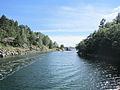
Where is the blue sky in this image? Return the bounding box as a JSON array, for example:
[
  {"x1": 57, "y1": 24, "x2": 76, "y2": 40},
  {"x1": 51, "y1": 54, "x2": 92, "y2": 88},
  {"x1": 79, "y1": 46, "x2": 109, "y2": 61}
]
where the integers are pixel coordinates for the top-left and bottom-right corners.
[{"x1": 0, "y1": 0, "x2": 120, "y2": 46}]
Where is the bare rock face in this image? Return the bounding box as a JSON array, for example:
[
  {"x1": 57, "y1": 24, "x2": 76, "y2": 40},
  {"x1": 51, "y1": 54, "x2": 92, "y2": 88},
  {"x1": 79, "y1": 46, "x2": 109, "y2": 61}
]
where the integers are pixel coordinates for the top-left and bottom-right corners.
[
  {"x1": 2, "y1": 37, "x2": 15, "y2": 43},
  {"x1": 0, "y1": 53, "x2": 6, "y2": 58},
  {"x1": 22, "y1": 44, "x2": 29, "y2": 49},
  {"x1": 0, "y1": 48, "x2": 20, "y2": 58},
  {"x1": 0, "y1": 49, "x2": 6, "y2": 58}
]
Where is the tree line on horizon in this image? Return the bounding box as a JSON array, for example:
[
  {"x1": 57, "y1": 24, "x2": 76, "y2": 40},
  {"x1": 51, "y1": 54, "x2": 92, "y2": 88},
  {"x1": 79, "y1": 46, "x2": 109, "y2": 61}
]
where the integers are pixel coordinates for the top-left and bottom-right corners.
[
  {"x1": 0, "y1": 15, "x2": 59, "y2": 50},
  {"x1": 76, "y1": 13, "x2": 120, "y2": 57}
]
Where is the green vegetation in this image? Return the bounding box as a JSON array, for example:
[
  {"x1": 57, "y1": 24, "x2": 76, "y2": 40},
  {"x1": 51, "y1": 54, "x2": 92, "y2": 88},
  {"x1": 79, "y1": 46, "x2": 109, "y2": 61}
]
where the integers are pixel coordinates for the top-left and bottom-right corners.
[
  {"x1": 76, "y1": 13, "x2": 120, "y2": 57},
  {"x1": 0, "y1": 15, "x2": 58, "y2": 51},
  {"x1": 60, "y1": 44, "x2": 64, "y2": 49}
]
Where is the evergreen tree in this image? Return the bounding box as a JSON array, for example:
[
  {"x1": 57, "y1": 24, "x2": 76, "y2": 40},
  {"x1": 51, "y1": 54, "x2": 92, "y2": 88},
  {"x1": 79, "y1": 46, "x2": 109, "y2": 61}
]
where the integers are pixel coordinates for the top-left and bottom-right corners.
[
  {"x1": 76, "y1": 13, "x2": 120, "y2": 57},
  {"x1": 42, "y1": 36, "x2": 50, "y2": 46},
  {"x1": 99, "y1": 18, "x2": 106, "y2": 28},
  {"x1": 116, "y1": 13, "x2": 120, "y2": 23},
  {"x1": 49, "y1": 40, "x2": 53, "y2": 49},
  {"x1": 0, "y1": 15, "x2": 58, "y2": 50}
]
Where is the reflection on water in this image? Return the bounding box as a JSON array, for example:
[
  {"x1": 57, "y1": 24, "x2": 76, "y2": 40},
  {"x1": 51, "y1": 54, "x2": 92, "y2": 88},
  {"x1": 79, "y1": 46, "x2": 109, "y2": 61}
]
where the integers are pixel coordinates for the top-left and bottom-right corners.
[
  {"x1": 0, "y1": 51, "x2": 120, "y2": 90},
  {"x1": 0, "y1": 53, "x2": 45, "y2": 80}
]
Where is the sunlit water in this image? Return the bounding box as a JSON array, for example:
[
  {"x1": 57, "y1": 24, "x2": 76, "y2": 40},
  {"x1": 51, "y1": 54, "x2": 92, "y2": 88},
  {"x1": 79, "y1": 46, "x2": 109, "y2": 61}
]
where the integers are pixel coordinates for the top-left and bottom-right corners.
[{"x1": 0, "y1": 50, "x2": 120, "y2": 90}]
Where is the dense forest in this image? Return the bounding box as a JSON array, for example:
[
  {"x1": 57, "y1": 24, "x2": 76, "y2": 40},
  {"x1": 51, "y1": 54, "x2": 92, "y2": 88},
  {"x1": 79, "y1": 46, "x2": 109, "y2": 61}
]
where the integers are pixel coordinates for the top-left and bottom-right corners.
[
  {"x1": 76, "y1": 13, "x2": 120, "y2": 57},
  {"x1": 0, "y1": 15, "x2": 58, "y2": 51}
]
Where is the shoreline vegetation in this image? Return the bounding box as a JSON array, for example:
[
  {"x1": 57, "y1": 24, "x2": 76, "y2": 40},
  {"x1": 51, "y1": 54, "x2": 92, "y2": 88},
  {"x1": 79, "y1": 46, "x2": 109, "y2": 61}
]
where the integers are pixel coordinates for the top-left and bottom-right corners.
[
  {"x1": 76, "y1": 13, "x2": 120, "y2": 62},
  {"x1": 0, "y1": 15, "x2": 65, "y2": 58},
  {"x1": 0, "y1": 47, "x2": 57, "y2": 58},
  {"x1": 0, "y1": 44, "x2": 72, "y2": 58}
]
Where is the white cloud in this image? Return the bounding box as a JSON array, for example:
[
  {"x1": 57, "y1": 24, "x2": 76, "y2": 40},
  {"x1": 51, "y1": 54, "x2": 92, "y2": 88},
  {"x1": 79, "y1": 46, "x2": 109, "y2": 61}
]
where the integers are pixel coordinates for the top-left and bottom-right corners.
[
  {"x1": 38, "y1": 28, "x2": 94, "y2": 33},
  {"x1": 61, "y1": 6, "x2": 76, "y2": 11},
  {"x1": 103, "y1": 12, "x2": 118, "y2": 21},
  {"x1": 113, "y1": 6, "x2": 120, "y2": 12},
  {"x1": 50, "y1": 36, "x2": 86, "y2": 47},
  {"x1": 37, "y1": 6, "x2": 120, "y2": 47},
  {"x1": 103, "y1": 6, "x2": 120, "y2": 21},
  {"x1": 39, "y1": 6, "x2": 120, "y2": 47},
  {"x1": 44, "y1": 5, "x2": 107, "y2": 31},
  {"x1": 40, "y1": 23, "x2": 83, "y2": 28}
]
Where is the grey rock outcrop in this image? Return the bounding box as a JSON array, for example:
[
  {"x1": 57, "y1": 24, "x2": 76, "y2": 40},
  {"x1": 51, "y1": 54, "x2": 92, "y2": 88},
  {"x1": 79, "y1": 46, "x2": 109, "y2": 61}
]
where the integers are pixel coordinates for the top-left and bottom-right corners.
[{"x1": 0, "y1": 48, "x2": 20, "y2": 58}]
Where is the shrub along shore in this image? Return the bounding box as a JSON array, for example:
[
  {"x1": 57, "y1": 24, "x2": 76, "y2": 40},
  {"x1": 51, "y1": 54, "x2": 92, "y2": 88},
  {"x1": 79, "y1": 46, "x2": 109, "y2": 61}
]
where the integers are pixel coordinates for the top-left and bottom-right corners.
[
  {"x1": 0, "y1": 15, "x2": 60, "y2": 58},
  {"x1": 76, "y1": 13, "x2": 120, "y2": 61}
]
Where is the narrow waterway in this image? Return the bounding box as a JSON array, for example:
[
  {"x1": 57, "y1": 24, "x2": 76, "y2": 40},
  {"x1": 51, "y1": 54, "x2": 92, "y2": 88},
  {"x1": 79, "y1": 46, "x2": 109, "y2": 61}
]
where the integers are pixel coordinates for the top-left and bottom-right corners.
[{"x1": 0, "y1": 50, "x2": 120, "y2": 90}]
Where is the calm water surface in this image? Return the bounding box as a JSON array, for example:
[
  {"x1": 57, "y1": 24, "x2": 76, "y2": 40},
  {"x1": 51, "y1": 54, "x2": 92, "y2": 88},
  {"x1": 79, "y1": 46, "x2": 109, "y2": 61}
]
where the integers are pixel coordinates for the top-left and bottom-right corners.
[{"x1": 0, "y1": 50, "x2": 120, "y2": 90}]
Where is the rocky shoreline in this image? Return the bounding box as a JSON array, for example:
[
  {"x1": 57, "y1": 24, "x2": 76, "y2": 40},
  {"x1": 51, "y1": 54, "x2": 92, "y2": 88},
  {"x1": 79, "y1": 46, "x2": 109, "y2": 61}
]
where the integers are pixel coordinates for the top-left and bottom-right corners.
[
  {"x1": 0, "y1": 46, "x2": 74, "y2": 58},
  {"x1": 0, "y1": 48, "x2": 21, "y2": 58},
  {"x1": 0, "y1": 48, "x2": 56, "y2": 58}
]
